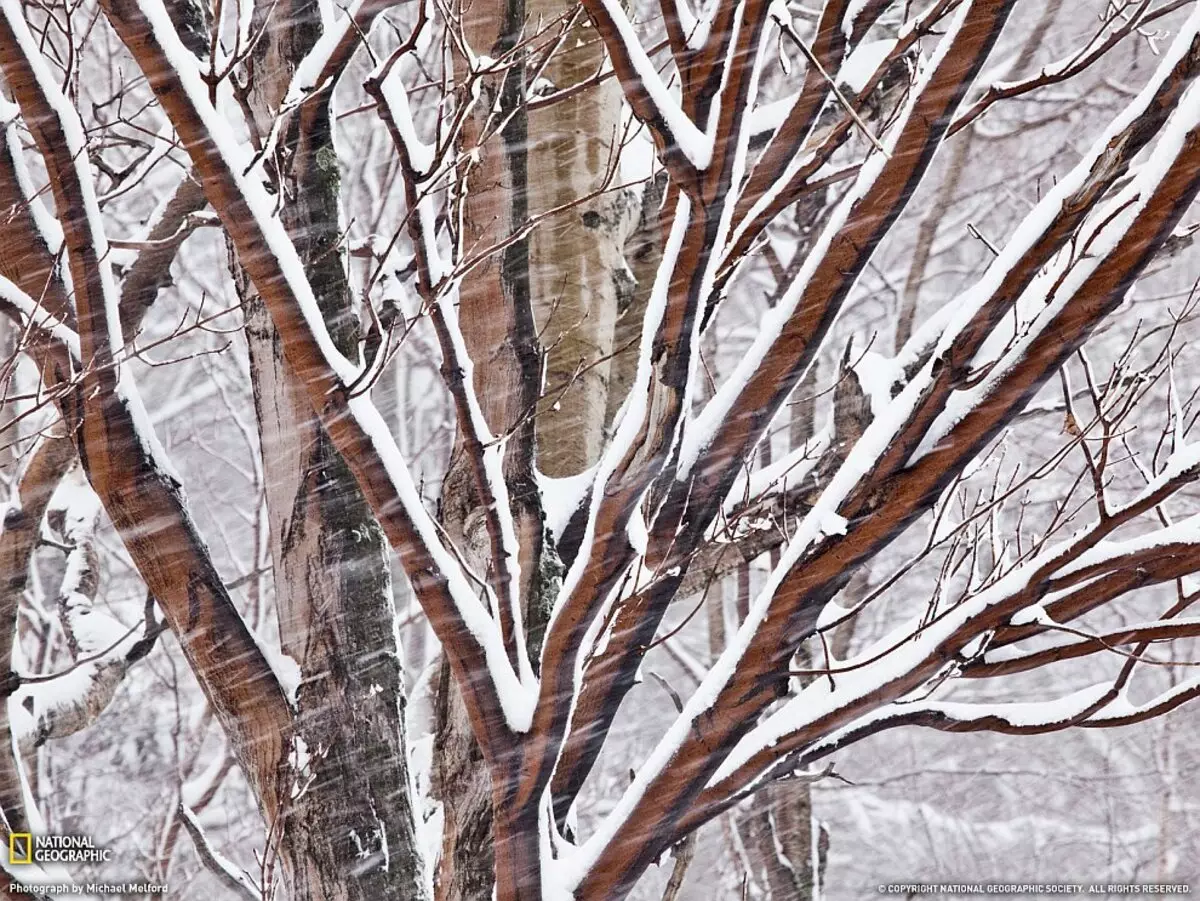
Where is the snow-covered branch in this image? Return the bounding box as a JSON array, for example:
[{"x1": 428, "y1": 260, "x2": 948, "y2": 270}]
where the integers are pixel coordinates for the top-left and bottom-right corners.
[
  {"x1": 0, "y1": 1, "x2": 295, "y2": 813},
  {"x1": 95, "y1": 0, "x2": 536, "y2": 740}
]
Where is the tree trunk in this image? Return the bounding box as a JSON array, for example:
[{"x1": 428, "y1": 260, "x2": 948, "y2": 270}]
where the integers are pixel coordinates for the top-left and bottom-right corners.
[
  {"x1": 434, "y1": 2, "x2": 624, "y2": 898},
  {"x1": 527, "y1": 0, "x2": 626, "y2": 477},
  {"x1": 738, "y1": 781, "x2": 825, "y2": 900},
  {"x1": 434, "y1": 0, "x2": 538, "y2": 894},
  {"x1": 237, "y1": 2, "x2": 428, "y2": 897}
]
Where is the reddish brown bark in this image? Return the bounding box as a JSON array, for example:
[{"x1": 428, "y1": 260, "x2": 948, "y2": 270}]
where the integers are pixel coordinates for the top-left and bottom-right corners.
[{"x1": 0, "y1": 10, "x2": 294, "y2": 818}]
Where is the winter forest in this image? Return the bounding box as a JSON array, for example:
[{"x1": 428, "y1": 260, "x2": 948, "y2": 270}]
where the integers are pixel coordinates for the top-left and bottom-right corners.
[{"x1": 0, "y1": 0, "x2": 1198, "y2": 898}]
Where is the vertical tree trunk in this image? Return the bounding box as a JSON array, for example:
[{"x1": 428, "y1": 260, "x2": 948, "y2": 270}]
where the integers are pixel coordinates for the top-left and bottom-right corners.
[
  {"x1": 527, "y1": 0, "x2": 626, "y2": 477},
  {"x1": 435, "y1": 1, "x2": 538, "y2": 897},
  {"x1": 435, "y1": 2, "x2": 624, "y2": 899},
  {"x1": 237, "y1": 3, "x2": 428, "y2": 897}
]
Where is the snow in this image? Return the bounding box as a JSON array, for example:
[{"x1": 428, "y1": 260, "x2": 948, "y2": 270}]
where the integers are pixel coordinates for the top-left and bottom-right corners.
[
  {"x1": 839, "y1": 39, "x2": 897, "y2": 94},
  {"x1": 619, "y1": 116, "x2": 659, "y2": 184},
  {"x1": 983, "y1": 616, "x2": 1200, "y2": 668},
  {"x1": 348, "y1": 395, "x2": 536, "y2": 728},
  {"x1": 1088, "y1": 673, "x2": 1200, "y2": 723},
  {"x1": 368, "y1": 49, "x2": 530, "y2": 675},
  {"x1": 851, "y1": 350, "x2": 901, "y2": 417},
  {"x1": 1054, "y1": 513, "x2": 1200, "y2": 582},
  {"x1": 7, "y1": 0, "x2": 1195, "y2": 888},
  {"x1": 1007, "y1": 604, "x2": 1054, "y2": 628},
  {"x1": 4, "y1": 0, "x2": 195, "y2": 492},
  {"x1": 550, "y1": 193, "x2": 691, "y2": 639},
  {"x1": 124, "y1": 0, "x2": 540, "y2": 727},
  {"x1": 722, "y1": 428, "x2": 829, "y2": 516},
  {"x1": 9, "y1": 630, "x2": 138, "y2": 753},
  {"x1": 409, "y1": 731, "x2": 443, "y2": 898},
  {"x1": 818, "y1": 511, "x2": 849, "y2": 537},
  {"x1": 370, "y1": 60, "x2": 435, "y2": 176},
  {"x1": 1, "y1": 103, "x2": 65, "y2": 254},
  {"x1": 415, "y1": 278, "x2": 531, "y2": 679},
  {"x1": 538, "y1": 199, "x2": 700, "y2": 860},
  {"x1": 2, "y1": 0, "x2": 123, "y2": 350},
  {"x1": 254, "y1": 631, "x2": 303, "y2": 706},
  {"x1": 626, "y1": 504, "x2": 648, "y2": 555},
  {"x1": 590, "y1": 0, "x2": 713, "y2": 169},
  {"x1": 701, "y1": 0, "x2": 1200, "y2": 561},
  {"x1": 538, "y1": 465, "x2": 598, "y2": 540},
  {"x1": 708, "y1": 495, "x2": 1199, "y2": 788},
  {"x1": 913, "y1": 5, "x2": 1200, "y2": 456},
  {"x1": 179, "y1": 805, "x2": 260, "y2": 897},
  {"x1": 0, "y1": 274, "x2": 81, "y2": 359},
  {"x1": 749, "y1": 94, "x2": 798, "y2": 137},
  {"x1": 958, "y1": 630, "x2": 992, "y2": 659},
  {"x1": 842, "y1": 0, "x2": 874, "y2": 38},
  {"x1": 251, "y1": 0, "x2": 368, "y2": 167},
  {"x1": 916, "y1": 683, "x2": 1116, "y2": 729},
  {"x1": 682, "y1": 0, "x2": 977, "y2": 480},
  {"x1": 131, "y1": 0, "x2": 360, "y2": 382},
  {"x1": 670, "y1": 0, "x2": 708, "y2": 52}
]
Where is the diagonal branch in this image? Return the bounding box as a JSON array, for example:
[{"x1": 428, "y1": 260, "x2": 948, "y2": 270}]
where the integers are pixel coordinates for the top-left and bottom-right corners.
[
  {"x1": 116, "y1": 170, "x2": 208, "y2": 338},
  {"x1": 94, "y1": 0, "x2": 533, "y2": 746},
  {"x1": 578, "y1": 0, "x2": 708, "y2": 185},
  {"x1": 366, "y1": 49, "x2": 529, "y2": 670},
  {"x1": 573, "y1": 27, "x2": 1200, "y2": 894},
  {"x1": 0, "y1": 2, "x2": 295, "y2": 812},
  {"x1": 549, "y1": 0, "x2": 1017, "y2": 832}
]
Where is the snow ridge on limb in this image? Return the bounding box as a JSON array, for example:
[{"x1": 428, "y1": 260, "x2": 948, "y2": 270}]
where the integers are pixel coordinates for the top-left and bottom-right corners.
[
  {"x1": 542, "y1": 1, "x2": 782, "y2": 826},
  {"x1": 726, "y1": 0, "x2": 960, "y2": 266},
  {"x1": 711, "y1": 509, "x2": 1200, "y2": 795},
  {"x1": 250, "y1": 0, "x2": 396, "y2": 184},
  {"x1": 544, "y1": 5, "x2": 1017, "y2": 881},
  {"x1": 178, "y1": 805, "x2": 260, "y2": 901},
  {"x1": 732, "y1": 0, "x2": 861, "y2": 228},
  {"x1": 7, "y1": 474, "x2": 145, "y2": 754},
  {"x1": 847, "y1": 3, "x2": 1200, "y2": 504},
  {"x1": 666, "y1": 80, "x2": 1200, "y2": 843},
  {"x1": 673, "y1": 0, "x2": 1200, "y2": 712},
  {"x1": 579, "y1": 0, "x2": 713, "y2": 181},
  {"x1": 969, "y1": 616, "x2": 1200, "y2": 680},
  {"x1": 679, "y1": 0, "x2": 1013, "y2": 484},
  {"x1": 367, "y1": 50, "x2": 532, "y2": 680},
  {"x1": 561, "y1": 3, "x2": 1200, "y2": 893},
  {"x1": 0, "y1": 101, "x2": 65, "y2": 264},
  {"x1": 0, "y1": 275, "x2": 81, "y2": 361},
  {"x1": 0, "y1": 0, "x2": 296, "y2": 813},
  {"x1": 683, "y1": 511, "x2": 1200, "y2": 835},
  {"x1": 94, "y1": 0, "x2": 535, "y2": 739}
]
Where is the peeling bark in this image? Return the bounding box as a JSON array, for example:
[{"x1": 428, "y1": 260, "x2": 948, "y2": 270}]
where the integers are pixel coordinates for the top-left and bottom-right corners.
[{"x1": 235, "y1": 0, "x2": 429, "y2": 897}]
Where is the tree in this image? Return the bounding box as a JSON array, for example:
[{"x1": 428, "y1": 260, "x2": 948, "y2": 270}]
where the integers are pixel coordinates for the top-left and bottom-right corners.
[{"x1": 0, "y1": 0, "x2": 1199, "y2": 899}]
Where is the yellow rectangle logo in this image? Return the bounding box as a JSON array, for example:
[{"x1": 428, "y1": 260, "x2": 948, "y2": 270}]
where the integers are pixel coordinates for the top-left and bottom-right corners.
[{"x1": 9, "y1": 832, "x2": 31, "y2": 865}]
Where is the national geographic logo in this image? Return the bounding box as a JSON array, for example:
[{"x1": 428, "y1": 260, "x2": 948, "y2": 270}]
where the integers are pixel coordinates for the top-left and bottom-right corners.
[{"x1": 8, "y1": 833, "x2": 113, "y2": 865}]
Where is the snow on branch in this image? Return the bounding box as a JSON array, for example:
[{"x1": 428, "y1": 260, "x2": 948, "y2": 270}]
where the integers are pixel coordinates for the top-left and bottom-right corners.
[
  {"x1": 177, "y1": 804, "x2": 260, "y2": 901},
  {"x1": 695, "y1": 506, "x2": 1200, "y2": 822},
  {"x1": 950, "y1": 0, "x2": 1198, "y2": 137},
  {"x1": 680, "y1": 0, "x2": 1009, "y2": 485},
  {"x1": 0, "y1": 2, "x2": 296, "y2": 811},
  {"x1": 579, "y1": 0, "x2": 712, "y2": 178},
  {"x1": 366, "y1": 49, "x2": 532, "y2": 677},
  {"x1": 566, "y1": 36, "x2": 1200, "y2": 886},
  {"x1": 95, "y1": 0, "x2": 535, "y2": 736},
  {"x1": 969, "y1": 616, "x2": 1200, "y2": 679}
]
